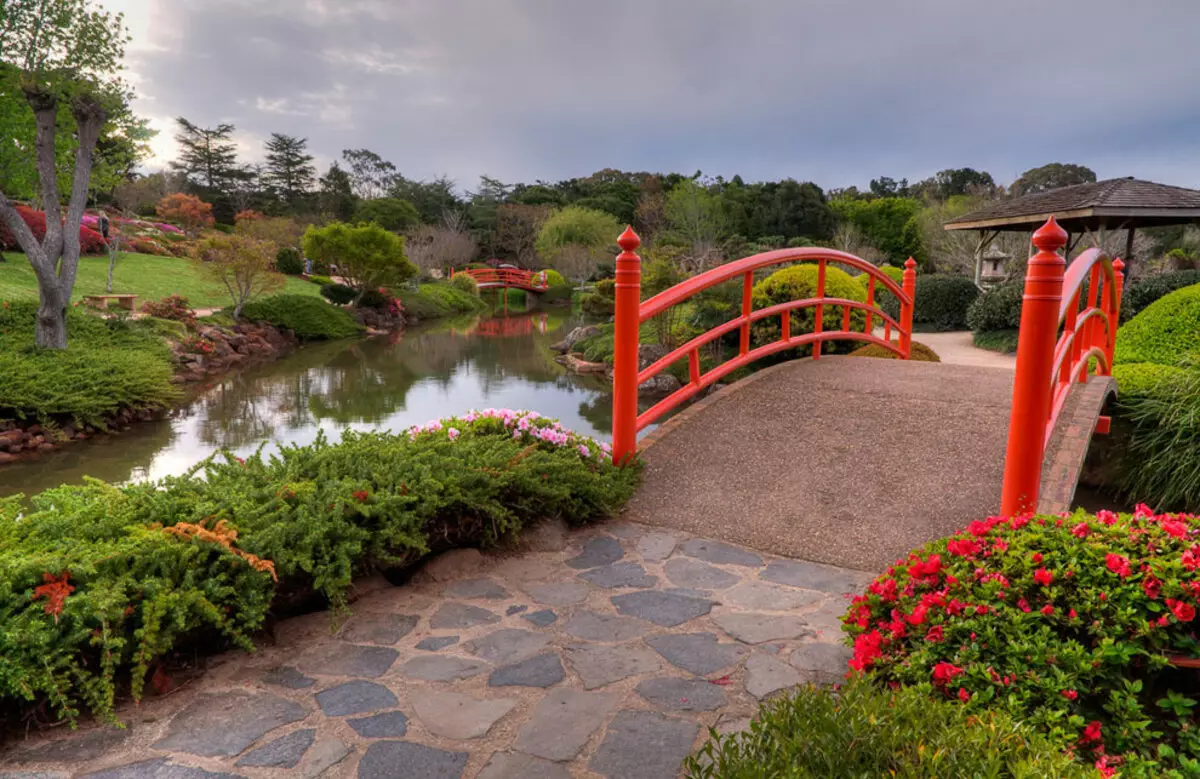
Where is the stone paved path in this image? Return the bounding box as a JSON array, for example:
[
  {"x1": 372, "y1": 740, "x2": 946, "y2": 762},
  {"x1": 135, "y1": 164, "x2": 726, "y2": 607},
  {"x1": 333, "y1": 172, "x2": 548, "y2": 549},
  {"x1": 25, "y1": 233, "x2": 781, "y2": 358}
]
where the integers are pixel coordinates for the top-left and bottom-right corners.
[{"x1": 0, "y1": 521, "x2": 871, "y2": 779}]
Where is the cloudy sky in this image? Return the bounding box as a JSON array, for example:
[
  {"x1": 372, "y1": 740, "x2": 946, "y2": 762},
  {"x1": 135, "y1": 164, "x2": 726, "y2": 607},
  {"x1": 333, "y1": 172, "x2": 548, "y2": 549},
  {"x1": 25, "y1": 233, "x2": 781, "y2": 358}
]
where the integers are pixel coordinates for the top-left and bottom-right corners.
[{"x1": 109, "y1": 0, "x2": 1200, "y2": 193}]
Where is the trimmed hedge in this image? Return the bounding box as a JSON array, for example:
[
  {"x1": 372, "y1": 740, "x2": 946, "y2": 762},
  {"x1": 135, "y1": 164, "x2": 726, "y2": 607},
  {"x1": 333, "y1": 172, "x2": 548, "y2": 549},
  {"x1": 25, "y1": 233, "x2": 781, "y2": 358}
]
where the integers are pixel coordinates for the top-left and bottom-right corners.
[
  {"x1": 910, "y1": 274, "x2": 979, "y2": 331},
  {"x1": 1114, "y1": 284, "x2": 1200, "y2": 367},
  {"x1": 397, "y1": 282, "x2": 488, "y2": 320},
  {"x1": 750, "y1": 264, "x2": 866, "y2": 354},
  {"x1": 0, "y1": 302, "x2": 179, "y2": 425},
  {"x1": 275, "y1": 246, "x2": 303, "y2": 275},
  {"x1": 542, "y1": 268, "x2": 567, "y2": 287},
  {"x1": 241, "y1": 294, "x2": 363, "y2": 340},
  {"x1": 844, "y1": 507, "x2": 1200, "y2": 775},
  {"x1": 450, "y1": 273, "x2": 479, "y2": 296},
  {"x1": 0, "y1": 411, "x2": 639, "y2": 725},
  {"x1": 967, "y1": 276, "x2": 1024, "y2": 333},
  {"x1": 320, "y1": 282, "x2": 357, "y2": 305},
  {"x1": 687, "y1": 678, "x2": 1090, "y2": 778},
  {"x1": 1122, "y1": 271, "x2": 1200, "y2": 323}
]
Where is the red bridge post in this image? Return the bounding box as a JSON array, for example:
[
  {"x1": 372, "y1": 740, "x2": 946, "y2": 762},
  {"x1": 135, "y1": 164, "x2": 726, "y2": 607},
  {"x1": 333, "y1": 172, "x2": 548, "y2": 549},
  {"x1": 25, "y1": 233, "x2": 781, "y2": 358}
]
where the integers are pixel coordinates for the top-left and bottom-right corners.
[
  {"x1": 1000, "y1": 217, "x2": 1067, "y2": 516},
  {"x1": 612, "y1": 227, "x2": 642, "y2": 465},
  {"x1": 900, "y1": 258, "x2": 917, "y2": 358}
]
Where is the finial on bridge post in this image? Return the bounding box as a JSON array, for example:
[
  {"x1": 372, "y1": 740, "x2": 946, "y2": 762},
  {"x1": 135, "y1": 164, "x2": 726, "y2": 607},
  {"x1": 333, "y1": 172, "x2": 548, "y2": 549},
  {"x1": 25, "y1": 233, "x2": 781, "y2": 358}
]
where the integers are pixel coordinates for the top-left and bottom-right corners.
[
  {"x1": 611, "y1": 226, "x2": 643, "y2": 466},
  {"x1": 1000, "y1": 217, "x2": 1067, "y2": 517}
]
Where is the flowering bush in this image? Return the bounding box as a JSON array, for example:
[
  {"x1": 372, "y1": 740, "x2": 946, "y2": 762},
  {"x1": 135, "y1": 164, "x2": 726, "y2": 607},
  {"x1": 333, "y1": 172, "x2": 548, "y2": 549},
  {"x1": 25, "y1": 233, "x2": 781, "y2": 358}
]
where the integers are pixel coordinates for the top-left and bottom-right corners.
[
  {"x1": 406, "y1": 408, "x2": 614, "y2": 462},
  {"x1": 142, "y1": 295, "x2": 197, "y2": 328},
  {"x1": 844, "y1": 506, "x2": 1200, "y2": 776},
  {"x1": 0, "y1": 206, "x2": 108, "y2": 254}
]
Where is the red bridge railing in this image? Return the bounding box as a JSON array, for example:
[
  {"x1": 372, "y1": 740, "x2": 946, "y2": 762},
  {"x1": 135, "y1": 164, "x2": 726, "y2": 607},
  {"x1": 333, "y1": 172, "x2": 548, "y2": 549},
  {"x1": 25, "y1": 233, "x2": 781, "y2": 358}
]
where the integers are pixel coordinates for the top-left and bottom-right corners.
[
  {"x1": 1000, "y1": 217, "x2": 1124, "y2": 515},
  {"x1": 454, "y1": 267, "x2": 549, "y2": 291},
  {"x1": 611, "y1": 227, "x2": 916, "y2": 465}
]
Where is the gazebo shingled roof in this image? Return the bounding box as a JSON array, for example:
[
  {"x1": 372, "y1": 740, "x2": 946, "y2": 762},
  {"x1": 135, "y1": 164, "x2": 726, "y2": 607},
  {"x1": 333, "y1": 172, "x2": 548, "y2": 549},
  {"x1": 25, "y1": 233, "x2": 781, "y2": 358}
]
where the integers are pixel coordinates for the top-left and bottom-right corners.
[{"x1": 945, "y1": 177, "x2": 1200, "y2": 233}]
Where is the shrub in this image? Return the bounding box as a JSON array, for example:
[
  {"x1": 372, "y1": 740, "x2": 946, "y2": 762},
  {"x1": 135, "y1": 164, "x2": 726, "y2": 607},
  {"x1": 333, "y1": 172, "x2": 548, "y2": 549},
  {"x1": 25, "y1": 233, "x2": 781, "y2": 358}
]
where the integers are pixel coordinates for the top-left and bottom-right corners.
[
  {"x1": 686, "y1": 678, "x2": 1091, "y2": 779},
  {"x1": 140, "y1": 295, "x2": 196, "y2": 328},
  {"x1": 357, "y1": 287, "x2": 393, "y2": 309},
  {"x1": 78, "y1": 226, "x2": 107, "y2": 255},
  {"x1": 909, "y1": 274, "x2": 979, "y2": 331},
  {"x1": 155, "y1": 193, "x2": 214, "y2": 237},
  {"x1": 308, "y1": 274, "x2": 334, "y2": 286},
  {"x1": 844, "y1": 506, "x2": 1200, "y2": 775},
  {"x1": 320, "y1": 282, "x2": 358, "y2": 305},
  {"x1": 0, "y1": 411, "x2": 637, "y2": 725},
  {"x1": 1122, "y1": 271, "x2": 1200, "y2": 322},
  {"x1": 967, "y1": 276, "x2": 1025, "y2": 333},
  {"x1": 581, "y1": 292, "x2": 616, "y2": 317},
  {"x1": 195, "y1": 233, "x2": 285, "y2": 319},
  {"x1": 396, "y1": 282, "x2": 488, "y2": 320},
  {"x1": 0, "y1": 302, "x2": 179, "y2": 425},
  {"x1": 593, "y1": 278, "x2": 616, "y2": 298},
  {"x1": 450, "y1": 273, "x2": 479, "y2": 296},
  {"x1": 848, "y1": 340, "x2": 940, "y2": 362},
  {"x1": 302, "y1": 222, "x2": 416, "y2": 299},
  {"x1": 1114, "y1": 284, "x2": 1200, "y2": 367},
  {"x1": 0, "y1": 206, "x2": 108, "y2": 254},
  {"x1": 542, "y1": 268, "x2": 567, "y2": 287},
  {"x1": 1112, "y1": 362, "x2": 1200, "y2": 513},
  {"x1": 750, "y1": 264, "x2": 866, "y2": 354},
  {"x1": 275, "y1": 246, "x2": 304, "y2": 275},
  {"x1": 127, "y1": 236, "x2": 171, "y2": 256},
  {"x1": 860, "y1": 263, "x2": 905, "y2": 289},
  {"x1": 240, "y1": 295, "x2": 364, "y2": 340}
]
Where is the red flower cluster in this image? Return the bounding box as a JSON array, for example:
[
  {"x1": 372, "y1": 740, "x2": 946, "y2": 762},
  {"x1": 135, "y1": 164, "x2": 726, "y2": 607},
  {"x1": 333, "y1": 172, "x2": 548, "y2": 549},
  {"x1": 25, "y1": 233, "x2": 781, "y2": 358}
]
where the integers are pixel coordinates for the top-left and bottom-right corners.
[{"x1": 32, "y1": 571, "x2": 74, "y2": 622}]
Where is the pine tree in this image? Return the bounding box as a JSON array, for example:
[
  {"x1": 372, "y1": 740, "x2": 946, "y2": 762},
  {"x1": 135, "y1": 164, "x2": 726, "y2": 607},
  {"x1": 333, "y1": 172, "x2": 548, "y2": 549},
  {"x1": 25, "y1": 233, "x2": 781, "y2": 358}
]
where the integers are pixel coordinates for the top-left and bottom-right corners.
[
  {"x1": 264, "y1": 133, "x2": 316, "y2": 207},
  {"x1": 170, "y1": 117, "x2": 243, "y2": 192},
  {"x1": 319, "y1": 162, "x2": 357, "y2": 221}
]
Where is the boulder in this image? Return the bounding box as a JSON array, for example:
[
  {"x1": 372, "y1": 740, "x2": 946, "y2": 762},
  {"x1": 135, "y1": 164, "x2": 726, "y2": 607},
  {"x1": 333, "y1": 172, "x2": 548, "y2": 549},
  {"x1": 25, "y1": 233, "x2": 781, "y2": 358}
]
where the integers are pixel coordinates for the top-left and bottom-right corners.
[
  {"x1": 0, "y1": 429, "x2": 24, "y2": 447},
  {"x1": 552, "y1": 326, "x2": 601, "y2": 354},
  {"x1": 0, "y1": 451, "x2": 18, "y2": 465},
  {"x1": 556, "y1": 354, "x2": 607, "y2": 374},
  {"x1": 636, "y1": 344, "x2": 683, "y2": 394}
]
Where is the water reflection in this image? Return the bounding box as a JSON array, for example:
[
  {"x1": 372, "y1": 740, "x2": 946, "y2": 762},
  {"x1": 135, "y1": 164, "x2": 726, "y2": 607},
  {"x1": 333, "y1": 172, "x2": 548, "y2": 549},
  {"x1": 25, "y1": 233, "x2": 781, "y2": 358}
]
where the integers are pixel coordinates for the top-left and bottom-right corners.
[{"x1": 0, "y1": 311, "x2": 621, "y2": 497}]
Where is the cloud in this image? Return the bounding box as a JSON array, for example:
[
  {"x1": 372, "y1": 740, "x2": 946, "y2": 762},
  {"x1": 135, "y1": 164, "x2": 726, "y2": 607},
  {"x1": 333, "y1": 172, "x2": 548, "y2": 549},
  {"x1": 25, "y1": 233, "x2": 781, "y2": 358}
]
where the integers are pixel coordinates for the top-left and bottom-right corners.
[{"x1": 125, "y1": 0, "x2": 1200, "y2": 190}]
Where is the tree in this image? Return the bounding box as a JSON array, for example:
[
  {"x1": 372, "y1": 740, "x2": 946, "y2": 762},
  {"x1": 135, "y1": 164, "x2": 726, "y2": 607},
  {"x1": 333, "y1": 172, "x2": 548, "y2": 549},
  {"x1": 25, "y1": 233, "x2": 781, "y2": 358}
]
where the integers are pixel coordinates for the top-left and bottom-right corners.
[
  {"x1": 342, "y1": 148, "x2": 397, "y2": 200},
  {"x1": 869, "y1": 176, "x2": 909, "y2": 198},
  {"x1": 355, "y1": 197, "x2": 420, "y2": 233},
  {"x1": 156, "y1": 192, "x2": 214, "y2": 237},
  {"x1": 911, "y1": 168, "x2": 996, "y2": 202},
  {"x1": 112, "y1": 171, "x2": 186, "y2": 215},
  {"x1": 103, "y1": 212, "x2": 123, "y2": 293},
  {"x1": 495, "y1": 203, "x2": 551, "y2": 267},
  {"x1": 263, "y1": 132, "x2": 315, "y2": 206},
  {"x1": 170, "y1": 118, "x2": 243, "y2": 192},
  {"x1": 0, "y1": 0, "x2": 128, "y2": 348},
  {"x1": 535, "y1": 206, "x2": 621, "y2": 288},
  {"x1": 666, "y1": 179, "x2": 726, "y2": 271},
  {"x1": 1009, "y1": 163, "x2": 1096, "y2": 197},
  {"x1": 757, "y1": 179, "x2": 835, "y2": 241},
  {"x1": 235, "y1": 215, "x2": 305, "y2": 253},
  {"x1": 467, "y1": 175, "x2": 511, "y2": 253},
  {"x1": 390, "y1": 175, "x2": 462, "y2": 223},
  {"x1": 406, "y1": 211, "x2": 477, "y2": 278},
  {"x1": 831, "y1": 196, "x2": 926, "y2": 266},
  {"x1": 302, "y1": 221, "x2": 415, "y2": 303},
  {"x1": 195, "y1": 233, "x2": 284, "y2": 319},
  {"x1": 318, "y1": 162, "x2": 356, "y2": 221}
]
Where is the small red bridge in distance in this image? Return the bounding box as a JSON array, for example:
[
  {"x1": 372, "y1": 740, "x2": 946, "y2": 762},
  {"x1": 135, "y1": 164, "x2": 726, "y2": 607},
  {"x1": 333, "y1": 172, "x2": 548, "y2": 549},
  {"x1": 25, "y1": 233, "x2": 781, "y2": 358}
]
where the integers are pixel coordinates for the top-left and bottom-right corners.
[
  {"x1": 454, "y1": 267, "x2": 550, "y2": 293},
  {"x1": 610, "y1": 218, "x2": 1125, "y2": 572}
]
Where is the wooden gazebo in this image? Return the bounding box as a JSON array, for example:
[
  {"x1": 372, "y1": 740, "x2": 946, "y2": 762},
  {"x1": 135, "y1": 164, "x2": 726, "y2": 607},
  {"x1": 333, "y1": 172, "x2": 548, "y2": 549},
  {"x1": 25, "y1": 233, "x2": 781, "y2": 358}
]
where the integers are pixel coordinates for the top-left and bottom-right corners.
[{"x1": 945, "y1": 177, "x2": 1200, "y2": 284}]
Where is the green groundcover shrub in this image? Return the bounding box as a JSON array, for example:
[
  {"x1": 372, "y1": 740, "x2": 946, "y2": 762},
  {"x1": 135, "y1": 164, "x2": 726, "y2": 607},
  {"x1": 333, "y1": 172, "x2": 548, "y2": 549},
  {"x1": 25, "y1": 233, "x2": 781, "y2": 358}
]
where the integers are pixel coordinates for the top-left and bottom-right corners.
[
  {"x1": 1112, "y1": 362, "x2": 1200, "y2": 513},
  {"x1": 275, "y1": 246, "x2": 303, "y2": 275},
  {"x1": 397, "y1": 282, "x2": 488, "y2": 319},
  {"x1": 967, "y1": 276, "x2": 1024, "y2": 333},
  {"x1": 751, "y1": 264, "x2": 866, "y2": 355},
  {"x1": 686, "y1": 678, "x2": 1091, "y2": 779},
  {"x1": 910, "y1": 274, "x2": 979, "y2": 331},
  {"x1": 450, "y1": 273, "x2": 479, "y2": 296},
  {"x1": 1114, "y1": 284, "x2": 1200, "y2": 367},
  {"x1": 974, "y1": 328, "x2": 1020, "y2": 354},
  {"x1": 581, "y1": 292, "x2": 615, "y2": 317},
  {"x1": 241, "y1": 294, "x2": 363, "y2": 340},
  {"x1": 1122, "y1": 271, "x2": 1200, "y2": 323},
  {"x1": 319, "y1": 282, "x2": 357, "y2": 305},
  {"x1": 844, "y1": 507, "x2": 1200, "y2": 776},
  {"x1": 0, "y1": 302, "x2": 179, "y2": 425},
  {"x1": 0, "y1": 411, "x2": 639, "y2": 725}
]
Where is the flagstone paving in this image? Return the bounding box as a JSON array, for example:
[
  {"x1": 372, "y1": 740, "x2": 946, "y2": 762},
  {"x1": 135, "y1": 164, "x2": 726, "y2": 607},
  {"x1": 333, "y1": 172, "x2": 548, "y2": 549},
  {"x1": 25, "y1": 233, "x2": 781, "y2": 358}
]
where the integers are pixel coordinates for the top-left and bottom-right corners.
[{"x1": 0, "y1": 521, "x2": 873, "y2": 779}]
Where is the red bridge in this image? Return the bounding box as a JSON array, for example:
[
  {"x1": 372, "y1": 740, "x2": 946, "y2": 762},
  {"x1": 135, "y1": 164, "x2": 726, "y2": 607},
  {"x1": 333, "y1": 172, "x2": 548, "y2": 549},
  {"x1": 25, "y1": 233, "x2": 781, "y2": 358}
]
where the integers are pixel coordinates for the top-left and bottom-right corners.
[
  {"x1": 454, "y1": 267, "x2": 550, "y2": 293},
  {"x1": 610, "y1": 219, "x2": 1124, "y2": 571}
]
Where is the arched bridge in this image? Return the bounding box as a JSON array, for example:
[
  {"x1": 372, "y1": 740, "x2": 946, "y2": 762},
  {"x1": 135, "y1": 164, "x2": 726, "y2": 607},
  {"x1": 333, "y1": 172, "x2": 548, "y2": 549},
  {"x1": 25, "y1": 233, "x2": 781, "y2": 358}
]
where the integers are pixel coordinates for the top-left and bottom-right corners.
[
  {"x1": 610, "y1": 219, "x2": 1125, "y2": 571},
  {"x1": 454, "y1": 267, "x2": 550, "y2": 293}
]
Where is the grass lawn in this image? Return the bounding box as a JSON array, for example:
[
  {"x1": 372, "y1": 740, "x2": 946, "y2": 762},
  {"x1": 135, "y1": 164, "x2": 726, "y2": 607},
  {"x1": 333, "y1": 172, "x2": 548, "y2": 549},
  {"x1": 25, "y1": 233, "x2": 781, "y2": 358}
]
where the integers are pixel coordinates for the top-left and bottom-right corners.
[{"x1": 0, "y1": 252, "x2": 321, "y2": 308}]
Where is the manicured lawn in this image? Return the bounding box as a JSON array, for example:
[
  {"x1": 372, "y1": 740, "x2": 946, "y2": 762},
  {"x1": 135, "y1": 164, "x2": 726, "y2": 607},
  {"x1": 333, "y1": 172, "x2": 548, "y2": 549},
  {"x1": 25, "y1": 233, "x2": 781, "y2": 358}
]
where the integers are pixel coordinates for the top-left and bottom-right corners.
[{"x1": 0, "y1": 252, "x2": 321, "y2": 308}]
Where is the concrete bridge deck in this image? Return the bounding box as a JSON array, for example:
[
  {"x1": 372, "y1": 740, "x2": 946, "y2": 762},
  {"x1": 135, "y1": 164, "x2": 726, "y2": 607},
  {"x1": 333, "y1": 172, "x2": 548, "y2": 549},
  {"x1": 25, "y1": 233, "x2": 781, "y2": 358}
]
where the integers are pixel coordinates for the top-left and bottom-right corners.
[{"x1": 623, "y1": 356, "x2": 1018, "y2": 572}]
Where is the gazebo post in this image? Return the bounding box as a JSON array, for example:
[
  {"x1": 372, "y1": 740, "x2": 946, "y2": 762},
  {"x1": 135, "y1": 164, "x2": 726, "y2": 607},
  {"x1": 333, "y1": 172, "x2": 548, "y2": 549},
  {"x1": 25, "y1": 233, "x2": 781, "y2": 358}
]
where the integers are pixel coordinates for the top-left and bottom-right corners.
[{"x1": 1124, "y1": 227, "x2": 1136, "y2": 273}]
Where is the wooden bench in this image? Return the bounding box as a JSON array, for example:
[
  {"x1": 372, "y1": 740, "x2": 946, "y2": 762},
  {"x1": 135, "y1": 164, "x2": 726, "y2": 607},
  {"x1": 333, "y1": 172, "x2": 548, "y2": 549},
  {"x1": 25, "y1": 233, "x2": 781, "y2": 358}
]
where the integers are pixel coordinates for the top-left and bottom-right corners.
[{"x1": 82, "y1": 294, "x2": 138, "y2": 311}]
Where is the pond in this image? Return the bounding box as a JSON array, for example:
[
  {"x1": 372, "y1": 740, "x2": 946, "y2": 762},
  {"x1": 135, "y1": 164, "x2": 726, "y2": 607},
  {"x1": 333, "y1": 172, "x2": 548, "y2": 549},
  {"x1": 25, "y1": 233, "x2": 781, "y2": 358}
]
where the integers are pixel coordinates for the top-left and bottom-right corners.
[{"x1": 0, "y1": 310, "x2": 625, "y2": 498}]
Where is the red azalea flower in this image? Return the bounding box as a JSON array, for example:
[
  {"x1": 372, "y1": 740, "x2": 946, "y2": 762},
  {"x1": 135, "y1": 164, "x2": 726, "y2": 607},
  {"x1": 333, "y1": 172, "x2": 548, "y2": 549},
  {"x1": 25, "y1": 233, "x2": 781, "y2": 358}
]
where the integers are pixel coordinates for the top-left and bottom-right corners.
[
  {"x1": 1167, "y1": 598, "x2": 1197, "y2": 622},
  {"x1": 1157, "y1": 615, "x2": 1171, "y2": 627},
  {"x1": 946, "y1": 538, "x2": 982, "y2": 557},
  {"x1": 849, "y1": 630, "x2": 884, "y2": 671},
  {"x1": 1161, "y1": 519, "x2": 1188, "y2": 539},
  {"x1": 932, "y1": 661, "x2": 964, "y2": 686},
  {"x1": 905, "y1": 604, "x2": 929, "y2": 625},
  {"x1": 1069, "y1": 608, "x2": 1078, "y2": 619},
  {"x1": 925, "y1": 625, "x2": 944, "y2": 643},
  {"x1": 1081, "y1": 720, "x2": 1103, "y2": 743},
  {"x1": 1095, "y1": 757, "x2": 1117, "y2": 778},
  {"x1": 1062, "y1": 689, "x2": 1078, "y2": 701},
  {"x1": 1033, "y1": 568, "x2": 1054, "y2": 587},
  {"x1": 992, "y1": 538, "x2": 1008, "y2": 552},
  {"x1": 967, "y1": 520, "x2": 991, "y2": 537},
  {"x1": 1105, "y1": 553, "x2": 1132, "y2": 578},
  {"x1": 1017, "y1": 598, "x2": 1031, "y2": 613},
  {"x1": 975, "y1": 604, "x2": 988, "y2": 615},
  {"x1": 1097, "y1": 510, "x2": 1118, "y2": 526},
  {"x1": 1134, "y1": 503, "x2": 1154, "y2": 519},
  {"x1": 1040, "y1": 604, "x2": 1054, "y2": 616},
  {"x1": 1142, "y1": 576, "x2": 1162, "y2": 599},
  {"x1": 957, "y1": 687, "x2": 970, "y2": 702},
  {"x1": 1071, "y1": 522, "x2": 1090, "y2": 538},
  {"x1": 1182, "y1": 547, "x2": 1200, "y2": 571},
  {"x1": 1031, "y1": 552, "x2": 1044, "y2": 564},
  {"x1": 352, "y1": 490, "x2": 370, "y2": 502}
]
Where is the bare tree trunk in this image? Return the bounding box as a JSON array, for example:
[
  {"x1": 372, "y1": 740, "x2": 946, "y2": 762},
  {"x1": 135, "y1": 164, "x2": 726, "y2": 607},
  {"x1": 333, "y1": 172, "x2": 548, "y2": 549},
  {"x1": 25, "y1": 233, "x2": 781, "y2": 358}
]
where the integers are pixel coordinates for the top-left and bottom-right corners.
[{"x1": 36, "y1": 282, "x2": 68, "y2": 349}]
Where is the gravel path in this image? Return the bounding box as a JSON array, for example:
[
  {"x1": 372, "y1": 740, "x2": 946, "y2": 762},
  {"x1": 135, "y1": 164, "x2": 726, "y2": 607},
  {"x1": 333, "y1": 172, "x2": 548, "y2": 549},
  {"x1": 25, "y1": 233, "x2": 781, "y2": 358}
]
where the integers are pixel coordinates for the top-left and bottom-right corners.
[{"x1": 1, "y1": 521, "x2": 870, "y2": 779}]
